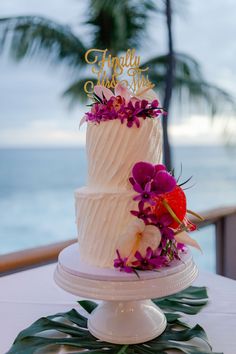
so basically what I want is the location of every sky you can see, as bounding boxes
[0,0,236,147]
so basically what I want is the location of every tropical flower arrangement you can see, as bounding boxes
[114,161,203,273]
[84,84,165,128]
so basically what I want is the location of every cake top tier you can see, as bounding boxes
[84,84,164,191]
[86,118,162,191]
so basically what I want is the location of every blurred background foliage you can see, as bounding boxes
[0,0,236,271]
[0,0,235,168]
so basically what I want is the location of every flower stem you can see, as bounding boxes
[187,209,205,221]
[162,199,182,225]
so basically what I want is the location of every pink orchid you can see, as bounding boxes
[114,82,132,103]
[94,83,132,103]
[94,85,114,101]
[94,83,158,104]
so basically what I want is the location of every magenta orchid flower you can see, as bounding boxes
[133,181,156,205]
[114,250,133,273]
[154,164,167,174]
[130,161,155,188]
[156,214,175,239]
[152,170,176,194]
[176,242,186,252]
[85,83,165,127]
[151,99,159,108]
[130,162,176,206]
[132,247,167,270]
[126,100,143,128]
[130,201,157,224]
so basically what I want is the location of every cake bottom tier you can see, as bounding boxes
[75,187,136,268]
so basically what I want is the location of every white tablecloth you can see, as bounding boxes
[0,264,236,354]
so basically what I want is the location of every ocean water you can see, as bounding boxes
[0,146,236,272]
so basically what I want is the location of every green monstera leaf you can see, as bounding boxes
[7,286,223,354]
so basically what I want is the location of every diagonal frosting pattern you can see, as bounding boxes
[75,187,136,267]
[75,118,163,268]
[87,119,162,191]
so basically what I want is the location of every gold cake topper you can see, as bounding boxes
[84,48,154,97]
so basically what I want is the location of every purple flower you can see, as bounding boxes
[85,87,165,128]
[130,202,158,224]
[126,101,143,128]
[114,250,133,273]
[130,161,176,197]
[131,161,155,189]
[151,99,159,108]
[176,242,186,252]
[133,181,156,205]
[156,214,175,239]
[132,247,167,270]
[154,164,167,174]
[127,115,140,128]
[152,170,176,195]
[141,99,149,109]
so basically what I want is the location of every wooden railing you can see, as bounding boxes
[196,206,236,279]
[1,206,236,278]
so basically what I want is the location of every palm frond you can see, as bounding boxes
[0,16,87,68]
[143,52,236,116]
[63,77,97,106]
[86,0,157,54]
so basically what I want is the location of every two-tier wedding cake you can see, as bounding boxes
[72,48,202,273]
[75,82,201,273]
[76,93,162,267]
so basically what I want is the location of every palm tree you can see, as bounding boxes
[163,0,175,170]
[0,0,235,169]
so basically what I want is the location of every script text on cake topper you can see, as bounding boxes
[84,48,154,96]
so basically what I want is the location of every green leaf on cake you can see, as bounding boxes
[7,286,223,354]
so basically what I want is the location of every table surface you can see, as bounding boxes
[1,264,236,354]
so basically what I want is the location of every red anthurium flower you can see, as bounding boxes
[153,185,187,228]
[183,217,197,232]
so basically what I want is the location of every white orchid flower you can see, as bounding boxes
[79,116,86,129]
[117,219,161,264]
[174,231,202,252]
[135,87,158,102]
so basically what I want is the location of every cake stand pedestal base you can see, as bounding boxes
[54,243,198,344]
[88,299,166,344]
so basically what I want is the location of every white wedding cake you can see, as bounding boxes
[75,118,162,267]
[74,83,201,272]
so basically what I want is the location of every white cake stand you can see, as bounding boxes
[54,243,198,344]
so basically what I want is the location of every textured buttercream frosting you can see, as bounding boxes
[87,118,162,191]
[75,187,136,267]
[75,118,163,268]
